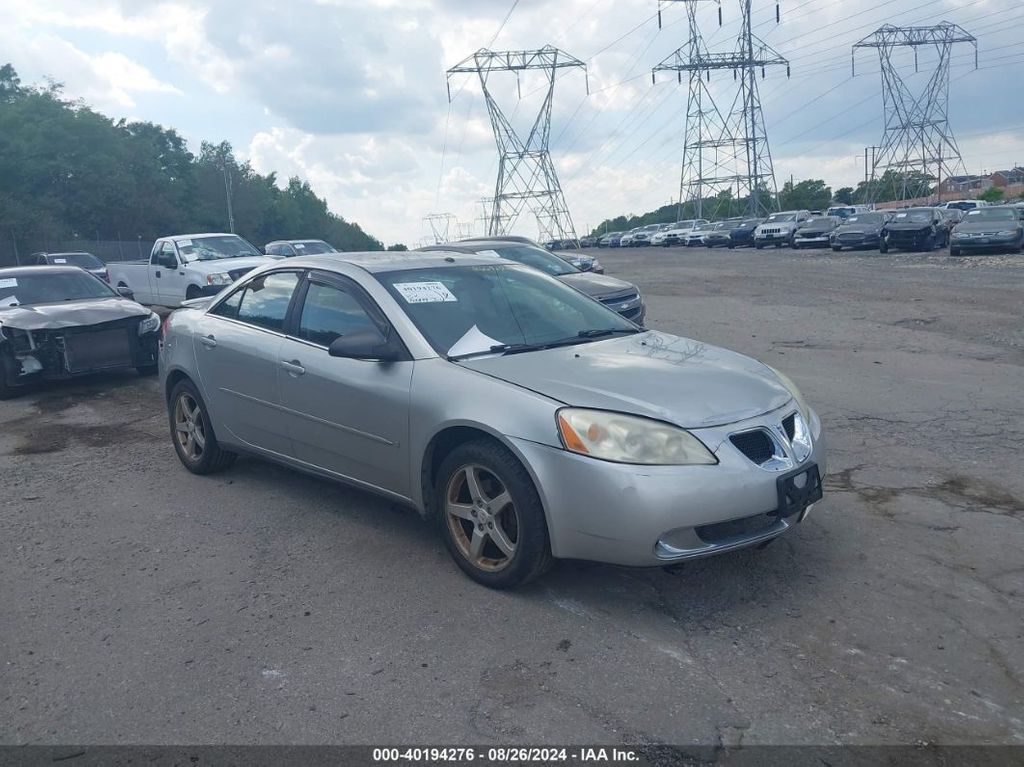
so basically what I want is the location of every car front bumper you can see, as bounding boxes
[832,233,880,248]
[510,404,826,567]
[794,235,831,247]
[953,235,1019,251]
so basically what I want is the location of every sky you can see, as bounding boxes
[2,0,1023,247]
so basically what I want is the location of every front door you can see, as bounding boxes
[192,270,302,456]
[278,271,413,495]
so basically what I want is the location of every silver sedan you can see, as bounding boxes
[160,252,826,588]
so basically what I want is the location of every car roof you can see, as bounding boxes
[444,239,544,251]
[275,251,504,274]
[266,239,329,245]
[31,251,95,257]
[0,265,89,277]
[165,233,238,241]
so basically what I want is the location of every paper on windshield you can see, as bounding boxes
[475,250,502,258]
[896,213,908,218]
[0,295,18,307]
[177,238,193,247]
[0,278,18,289]
[447,325,503,358]
[53,258,67,264]
[394,281,458,304]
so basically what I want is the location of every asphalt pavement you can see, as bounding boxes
[1,244,1022,747]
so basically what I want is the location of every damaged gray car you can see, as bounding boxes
[0,266,161,398]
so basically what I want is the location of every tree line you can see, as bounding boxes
[0,64,393,257]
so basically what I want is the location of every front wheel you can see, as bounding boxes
[950,246,960,257]
[168,379,236,474]
[879,241,889,254]
[920,233,935,252]
[831,245,841,252]
[185,285,203,301]
[436,440,552,589]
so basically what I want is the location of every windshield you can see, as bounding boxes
[178,235,262,262]
[379,264,636,359]
[892,209,933,223]
[765,213,797,223]
[292,240,335,255]
[845,213,884,225]
[0,271,117,307]
[804,218,835,228]
[740,219,762,228]
[473,245,577,277]
[964,208,1017,221]
[48,253,104,269]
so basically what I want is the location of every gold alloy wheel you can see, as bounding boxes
[173,392,207,462]
[444,463,520,572]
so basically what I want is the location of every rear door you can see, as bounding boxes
[192,269,303,456]
[277,270,413,495]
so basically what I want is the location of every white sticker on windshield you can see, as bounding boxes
[53,258,67,264]
[0,295,18,307]
[896,213,907,218]
[475,250,502,258]
[294,243,306,249]
[394,281,458,304]
[177,238,192,247]
[447,325,503,358]
[0,278,17,289]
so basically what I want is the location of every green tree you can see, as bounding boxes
[0,63,383,263]
[778,179,832,211]
[833,187,855,205]
[978,186,1005,203]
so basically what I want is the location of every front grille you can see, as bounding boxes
[730,430,774,465]
[839,232,865,241]
[228,267,256,281]
[760,227,782,235]
[782,413,796,440]
[64,328,132,373]
[696,512,778,544]
[599,290,639,306]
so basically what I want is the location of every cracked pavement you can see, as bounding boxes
[1,246,1021,746]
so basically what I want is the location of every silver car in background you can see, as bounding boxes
[160,252,825,588]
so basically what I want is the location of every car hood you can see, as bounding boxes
[955,220,1020,232]
[886,221,932,231]
[0,297,150,330]
[834,223,882,235]
[558,271,637,298]
[458,331,793,428]
[187,255,274,274]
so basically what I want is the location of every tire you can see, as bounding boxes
[137,364,158,376]
[920,233,935,252]
[949,246,960,257]
[168,378,236,475]
[879,242,889,254]
[754,243,763,250]
[727,244,734,250]
[185,285,203,301]
[435,439,552,589]
[831,245,841,252]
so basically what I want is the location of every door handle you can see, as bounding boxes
[155,271,162,278]
[200,335,217,349]
[280,360,306,376]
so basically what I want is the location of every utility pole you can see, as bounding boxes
[654,0,788,219]
[853,23,977,203]
[447,46,588,243]
[222,164,235,234]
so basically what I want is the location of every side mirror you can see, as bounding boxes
[116,286,135,300]
[159,255,177,269]
[328,328,401,362]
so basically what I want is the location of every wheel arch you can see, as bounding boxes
[164,367,194,405]
[417,422,552,531]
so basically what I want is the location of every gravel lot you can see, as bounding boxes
[2,245,1022,747]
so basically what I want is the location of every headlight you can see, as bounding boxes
[952,231,967,239]
[206,272,232,285]
[138,311,160,336]
[997,230,1018,237]
[591,258,602,269]
[556,408,717,465]
[767,366,809,419]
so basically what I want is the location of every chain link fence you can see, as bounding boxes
[0,238,155,267]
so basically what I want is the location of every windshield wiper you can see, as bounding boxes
[576,328,640,339]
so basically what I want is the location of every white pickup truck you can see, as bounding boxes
[107,233,274,307]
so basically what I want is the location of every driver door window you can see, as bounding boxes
[297,280,382,347]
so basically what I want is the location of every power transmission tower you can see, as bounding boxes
[447,46,587,242]
[423,213,457,244]
[853,23,977,203]
[654,0,788,219]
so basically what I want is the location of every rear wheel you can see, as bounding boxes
[436,440,552,589]
[920,233,935,252]
[185,285,203,301]
[168,379,236,474]
[832,245,842,252]
[879,241,889,254]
